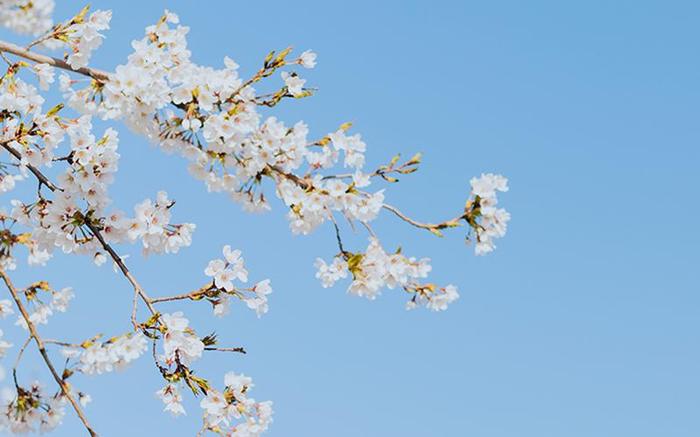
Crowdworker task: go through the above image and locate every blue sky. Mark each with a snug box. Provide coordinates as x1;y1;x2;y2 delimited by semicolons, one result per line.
2;1;699;436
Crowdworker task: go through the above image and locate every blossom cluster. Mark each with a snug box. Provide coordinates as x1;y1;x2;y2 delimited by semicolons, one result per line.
199;372;273;435
0;67;63;169
161;311;205;366
43;6;112;69
0;382;66;434
469;173;511;255
60;115;119;211
128;191;196;256
0;84;195;258
156;370;273;436
0;3;511;436
58;11;392;239
65;333;148;375
0;0;54;37
316;238;460;311
204;245;272;317
12;283;73;329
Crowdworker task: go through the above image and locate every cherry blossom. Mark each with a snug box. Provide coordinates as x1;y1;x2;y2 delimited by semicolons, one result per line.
0;382;66;433
156;384;185;417
0;4;510;435
199;372;273;435
73;333;148;375
0;0;54;37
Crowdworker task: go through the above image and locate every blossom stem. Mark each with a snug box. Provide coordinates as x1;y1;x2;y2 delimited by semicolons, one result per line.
0;267;98;437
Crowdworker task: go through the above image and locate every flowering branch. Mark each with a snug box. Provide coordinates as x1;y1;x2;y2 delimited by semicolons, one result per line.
0;3;511;435
0;268;96;436
1;140;60;191
1;138;157;327
0;39;109;82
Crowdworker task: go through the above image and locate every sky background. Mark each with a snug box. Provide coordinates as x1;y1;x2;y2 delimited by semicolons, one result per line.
1;0;699;436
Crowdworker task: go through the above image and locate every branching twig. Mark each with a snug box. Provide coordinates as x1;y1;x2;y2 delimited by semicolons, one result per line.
1;139;158;325
0;267;98;437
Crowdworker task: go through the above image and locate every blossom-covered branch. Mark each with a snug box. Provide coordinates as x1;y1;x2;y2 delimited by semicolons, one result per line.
0;268;95;435
0;2;511;435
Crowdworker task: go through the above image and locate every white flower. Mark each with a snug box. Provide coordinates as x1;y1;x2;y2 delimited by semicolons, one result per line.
0;300;14;319
93;252;107;266
63;9;112;69
51;287;74;312
315;257;348;288
77;333;146;375
281;71;305;96
163;330;204;365
426;285;460;311
161;312;203;365
78;393;92;407
469;173;510;255
161;311;189;332
212;295;230;317
298;50;317;68
200;389;228;425
470;173;509;199
0;0;55;36
0;330;12;358
32;64;55;90
204;258;225;278
156;384;186;417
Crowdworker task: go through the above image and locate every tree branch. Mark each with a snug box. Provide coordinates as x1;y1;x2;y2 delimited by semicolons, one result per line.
381;203;465;234
0;39;110;81
1;139;158;326
0;267;98;437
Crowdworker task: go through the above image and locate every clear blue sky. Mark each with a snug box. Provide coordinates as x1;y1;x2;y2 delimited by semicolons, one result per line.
2;1;699;436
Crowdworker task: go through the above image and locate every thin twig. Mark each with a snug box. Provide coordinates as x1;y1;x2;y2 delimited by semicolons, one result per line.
44;339;82;348
381;203;464;232
329;215;346;254
151;284;215;304
12;337;31;388
203;347;246;354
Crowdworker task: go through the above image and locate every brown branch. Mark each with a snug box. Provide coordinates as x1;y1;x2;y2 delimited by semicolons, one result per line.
1;141;61;192
381;203;465;234
0;268;98;436
1;139;157;325
204;346;246;354
151;285;212;304
84;220;158;319
0;39;110;81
